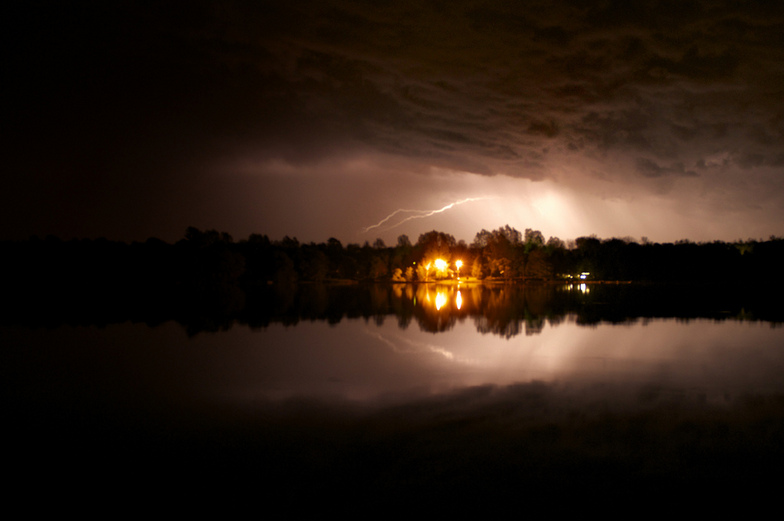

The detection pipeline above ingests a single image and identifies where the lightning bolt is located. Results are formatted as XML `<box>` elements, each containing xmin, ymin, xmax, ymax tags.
<box><xmin>362</xmin><ymin>197</ymin><xmax>493</xmax><ymax>233</ymax></box>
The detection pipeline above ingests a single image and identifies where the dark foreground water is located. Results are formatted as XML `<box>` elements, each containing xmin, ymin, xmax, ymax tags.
<box><xmin>3</xmin><ymin>283</ymin><xmax>783</xmax><ymax>510</ymax></box>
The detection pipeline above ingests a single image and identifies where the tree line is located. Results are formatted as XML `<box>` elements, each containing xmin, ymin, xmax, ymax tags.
<box><xmin>3</xmin><ymin>225</ymin><xmax>784</xmax><ymax>291</ymax></box>
<box><xmin>171</xmin><ymin>224</ymin><xmax>781</xmax><ymax>284</ymax></box>
<box><xmin>2</xmin><ymin>225</ymin><xmax>782</xmax><ymax>331</ymax></box>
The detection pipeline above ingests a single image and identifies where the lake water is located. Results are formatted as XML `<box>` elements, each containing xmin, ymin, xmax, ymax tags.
<box><xmin>4</xmin><ymin>283</ymin><xmax>783</xmax><ymax>507</ymax></box>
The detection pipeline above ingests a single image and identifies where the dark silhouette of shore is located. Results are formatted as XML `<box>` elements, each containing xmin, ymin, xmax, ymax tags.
<box><xmin>2</xmin><ymin>226</ymin><xmax>783</xmax><ymax>333</ymax></box>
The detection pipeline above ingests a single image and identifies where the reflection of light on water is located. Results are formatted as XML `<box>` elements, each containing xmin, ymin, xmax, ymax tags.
<box><xmin>241</xmin><ymin>315</ymin><xmax>784</xmax><ymax>402</ymax></box>
<box><xmin>561</xmin><ymin>283</ymin><xmax>590</xmax><ymax>293</ymax></box>
<box><xmin>429</xmin><ymin>346</ymin><xmax>454</xmax><ymax>360</ymax></box>
<box><xmin>363</xmin><ymin>317</ymin><xmax>784</xmax><ymax>400</ymax></box>
<box><xmin>418</xmin><ymin>284</ymin><xmax>466</xmax><ymax>312</ymax></box>
<box><xmin>435</xmin><ymin>292</ymin><xmax>447</xmax><ymax>310</ymax></box>
<box><xmin>365</xmin><ymin>328</ymin><xmax>478</xmax><ymax>365</ymax></box>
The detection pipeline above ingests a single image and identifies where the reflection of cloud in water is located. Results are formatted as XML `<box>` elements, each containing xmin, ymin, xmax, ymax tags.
<box><xmin>197</xmin><ymin>379</ymin><xmax>784</xmax><ymax>503</ymax></box>
<box><xmin>370</xmin><ymin>316</ymin><xmax>784</xmax><ymax>403</ymax></box>
<box><xmin>6</xmin><ymin>317</ymin><xmax>784</xmax><ymax>500</ymax></box>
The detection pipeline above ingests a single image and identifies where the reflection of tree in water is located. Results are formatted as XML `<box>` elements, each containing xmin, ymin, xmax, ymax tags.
<box><xmin>521</xmin><ymin>284</ymin><xmax>560</xmax><ymax>336</ymax></box>
<box><xmin>474</xmin><ymin>287</ymin><xmax>522</xmax><ymax>338</ymax></box>
<box><xmin>390</xmin><ymin>284</ymin><xmax>416</xmax><ymax>329</ymax></box>
<box><xmin>179</xmin><ymin>283</ymin><xmax>784</xmax><ymax>335</ymax></box>
<box><xmin>242</xmin><ymin>283</ymin><xmax>784</xmax><ymax>338</ymax></box>
<box><xmin>387</xmin><ymin>284</ymin><xmax>564</xmax><ymax>337</ymax></box>
<box><xmin>475</xmin><ymin>315</ymin><xmax>521</xmax><ymax>338</ymax></box>
<box><xmin>297</xmin><ymin>284</ymin><xmax>330</xmax><ymax>318</ymax></box>
<box><xmin>547</xmin><ymin>313</ymin><xmax>566</xmax><ymax>328</ymax></box>
<box><xmin>473</xmin><ymin>286</ymin><xmax>554</xmax><ymax>338</ymax></box>
<box><xmin>369</xmin><ymin>285</ymin><xmax>392</xmax><ymax>326</ymax></box>
<box><xmin>9</xmin><ymin>273</ymin><xmax>783</xmax><ymax>335</ymax></box>
<box><xmin>245</xmin><ymin>283</ymin><xmax>568</xmax><ymax>336</ymax></box>
<box><xmin>411</xmin><ymin>284</ymin><xmax>462</xmax><ymax>333</ymax></box>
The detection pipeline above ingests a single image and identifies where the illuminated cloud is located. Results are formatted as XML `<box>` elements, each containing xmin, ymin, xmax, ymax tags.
<box><xmin>3</xmin><ymin>1</ymin><xmax>784</xmax><ymax>242</ymax></box>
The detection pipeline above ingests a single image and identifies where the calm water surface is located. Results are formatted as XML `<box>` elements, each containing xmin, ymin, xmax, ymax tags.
<box><xmin>217</xmin><ymin>315</ymin><xmax>784</xmax><ymax>402</ymax></box>
<box><xmin>4</xmin><ymin>283</ymin><xmax>784</xmax><ymax>505</ymax></box>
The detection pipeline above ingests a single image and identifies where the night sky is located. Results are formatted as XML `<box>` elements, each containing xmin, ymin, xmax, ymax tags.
<box><xmin>4</xmin><ymin>1</ymin><xmax>784</xmax><ymax>245</ymax></box>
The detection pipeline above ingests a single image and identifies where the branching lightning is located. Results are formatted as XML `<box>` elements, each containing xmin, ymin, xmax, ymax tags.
<box><xmin>362</xmin><ymin>197</ymin><xmax>493</xmax><ymax>233</ymax></box>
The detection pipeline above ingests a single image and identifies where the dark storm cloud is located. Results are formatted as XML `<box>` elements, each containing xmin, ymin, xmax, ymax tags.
<box><xmin>3</xmin><ymin>0</ymin><xmax>783</xmax><ymax>240</ymax></box>
<box><xmin>635</xmin><ymin>157</ymin><xmax>698</xmax><ymax>178</ymax></box>
<box><xmin>204</xmin><ymin>0</ymin><xmax>784</xmax><ymax>180</ymax></box>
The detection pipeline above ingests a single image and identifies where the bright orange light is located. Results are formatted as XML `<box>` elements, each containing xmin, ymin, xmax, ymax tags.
<box><xmin>455</xmin><ymin>260</ymin><xmax>463</xmax><ymax>270</ymax></box>
<box><xmin>435</xmin><ymin>291</ymin><xmax>447</xmax><ymax>310</ymax></box>
<box><xmin>456</xmin><ymin>290</ymin><xmax>462</xmax><ymax>310</ymax></box>
<box><xmin>435</xmin><ymin>258</ymin><xmax>447</xmax><ymax>271</ymax></box>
